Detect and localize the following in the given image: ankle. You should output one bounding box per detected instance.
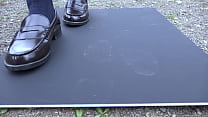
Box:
[26,0,55,23]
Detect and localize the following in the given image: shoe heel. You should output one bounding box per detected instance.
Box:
[53,24,61,40]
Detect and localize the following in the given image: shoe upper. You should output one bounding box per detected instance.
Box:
[5,13,60,66]
[64,0,89,23]
[8,15,50,55]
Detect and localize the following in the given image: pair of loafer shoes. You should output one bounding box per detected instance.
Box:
[4,0,89,71]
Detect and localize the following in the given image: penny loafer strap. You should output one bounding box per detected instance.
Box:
[15,25,49,40]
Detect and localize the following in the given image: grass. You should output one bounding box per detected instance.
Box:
[74,107,110,117]
[0,16,9,20]
[167,13,181,24]
[0,108,8,114]
[95,108,110,117]
[75,108,84,117]
[168,13,176,20]
[0,0,4,6]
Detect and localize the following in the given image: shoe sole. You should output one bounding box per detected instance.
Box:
[4,24,61,72]
[4,52,51,71]
[63,18,89,26]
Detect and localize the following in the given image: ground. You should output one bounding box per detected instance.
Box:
[0,0,208,116]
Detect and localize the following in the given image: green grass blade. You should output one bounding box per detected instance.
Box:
[104,108,110,114]
[96,107,103,114]
[75,109,83,117]
[0,108,8,114]
[95,115,101,117]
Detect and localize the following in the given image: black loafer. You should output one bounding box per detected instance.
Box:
[63,0,89,26]
[4,12,61,71]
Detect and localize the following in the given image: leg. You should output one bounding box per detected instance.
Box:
[26,0,55,23]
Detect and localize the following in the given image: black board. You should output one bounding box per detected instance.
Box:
[0,8,208,108]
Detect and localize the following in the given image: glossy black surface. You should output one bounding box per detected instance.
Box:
[0,8,208,107]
